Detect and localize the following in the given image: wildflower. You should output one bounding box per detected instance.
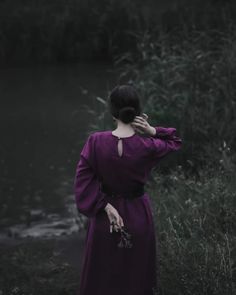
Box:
[117,227,133,249]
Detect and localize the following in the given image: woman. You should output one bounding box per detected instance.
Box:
[74,84,182,295]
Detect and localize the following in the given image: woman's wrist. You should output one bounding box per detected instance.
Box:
[148,126,156,136]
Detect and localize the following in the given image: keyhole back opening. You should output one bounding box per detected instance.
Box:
[117,138,123,157]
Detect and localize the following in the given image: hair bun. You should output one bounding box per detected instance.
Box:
[118,106,136,124]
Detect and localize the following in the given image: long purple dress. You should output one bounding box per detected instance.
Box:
[74,126,182,295]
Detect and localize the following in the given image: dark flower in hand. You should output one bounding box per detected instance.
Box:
[117,227,133,249]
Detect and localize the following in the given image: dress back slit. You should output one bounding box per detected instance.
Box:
[117,138,123,157]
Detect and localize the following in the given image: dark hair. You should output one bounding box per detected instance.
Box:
[108,84,142,124]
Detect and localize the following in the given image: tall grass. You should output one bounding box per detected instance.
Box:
[148,165,236,295]
[113,26,236,169]
[1,0,236,65]
[0,0,144,65]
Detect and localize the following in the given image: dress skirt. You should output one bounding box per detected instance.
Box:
[76,192,160,295]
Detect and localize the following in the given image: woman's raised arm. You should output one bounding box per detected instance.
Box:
[131,115,182,164]
[148,126,182,162]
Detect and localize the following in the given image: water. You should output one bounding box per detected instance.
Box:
[0,62,118,239]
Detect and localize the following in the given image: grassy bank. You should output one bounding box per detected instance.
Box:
[0,238,79,295]
[149,166,236,295]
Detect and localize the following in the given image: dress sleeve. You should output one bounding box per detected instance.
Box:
[73,134,108,218]
[148,126,182,164]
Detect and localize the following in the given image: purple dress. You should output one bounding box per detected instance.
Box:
[74,127,182,295]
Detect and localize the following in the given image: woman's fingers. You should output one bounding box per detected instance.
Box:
[110,219,115,233]
[112,218,124,232]
[133,119,148,127]
[134,114,148,121]
[133,118,145,124]
[132,121,144,127]
[132,114,149,132]
[141,113,148,120]
[111,222,119,232]
[118,215,124,228]
[132,126,144,134]
[121,216,124,227]
[115,215,121,231]
[108,210,124,233]
[132,115,151,135]
[131,122,145,130]
[109,217,119,233]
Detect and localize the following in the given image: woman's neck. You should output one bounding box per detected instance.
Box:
[112,121,135,136]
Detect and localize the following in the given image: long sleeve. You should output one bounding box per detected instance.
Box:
[73,134,108,218]
[148,126,182,164]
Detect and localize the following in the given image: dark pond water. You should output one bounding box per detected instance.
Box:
[0,62,118,238]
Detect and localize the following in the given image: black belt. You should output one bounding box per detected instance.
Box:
[100,183,145,199]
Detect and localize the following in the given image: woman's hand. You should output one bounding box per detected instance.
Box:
[131,113,156,136]
[104,203,124,233]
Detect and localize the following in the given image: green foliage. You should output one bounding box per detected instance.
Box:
[115,27,236,168]
[147,166,236,295]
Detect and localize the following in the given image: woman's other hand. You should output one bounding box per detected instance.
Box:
[104,203,124,233]
[131,113,156,136]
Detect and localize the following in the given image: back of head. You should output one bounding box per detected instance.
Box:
[108,84,142,124]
